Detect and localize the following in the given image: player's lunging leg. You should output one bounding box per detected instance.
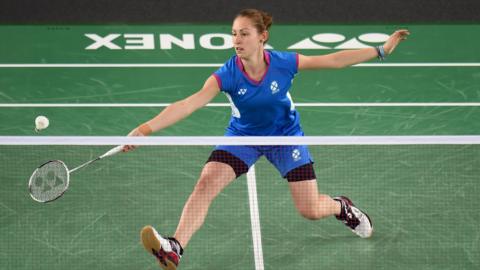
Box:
[289,180,373,238]
[174,162,237,247]
[289,180,341,219]
[140,162,236,270]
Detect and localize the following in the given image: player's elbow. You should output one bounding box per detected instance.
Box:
[182,95,206,115]
[329,64,344,69]
[309,58,345,69]
[180,99,197,116]
[328,58,347,69]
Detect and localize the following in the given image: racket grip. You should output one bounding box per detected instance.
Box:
[100,145,124,159]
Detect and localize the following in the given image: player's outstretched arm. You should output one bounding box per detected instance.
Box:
[298,29,410,70]
[123,75,220,151]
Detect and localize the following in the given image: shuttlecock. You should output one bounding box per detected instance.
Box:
[35,116,49,132]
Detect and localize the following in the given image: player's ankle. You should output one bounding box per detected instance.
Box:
[333,197,348,220]
[333,200,342,217]
[168,237,184,256]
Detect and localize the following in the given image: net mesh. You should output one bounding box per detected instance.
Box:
[1,137,480,270]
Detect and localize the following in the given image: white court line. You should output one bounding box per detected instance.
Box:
[0,63,480,68]
[1,102,480,107]
[246,165,264,270]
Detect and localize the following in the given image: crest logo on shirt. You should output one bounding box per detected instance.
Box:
[238,88,247,95]
[292,149,301,161]
[270,81,280,94]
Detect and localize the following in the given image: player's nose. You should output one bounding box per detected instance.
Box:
[233,35,242,44]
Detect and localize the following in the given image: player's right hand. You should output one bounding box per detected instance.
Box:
[123,124,152,152]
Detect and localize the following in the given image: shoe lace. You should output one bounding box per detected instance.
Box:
[343,208,360,229]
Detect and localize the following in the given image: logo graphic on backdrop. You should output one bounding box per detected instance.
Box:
[288,33,389,49]
[84,33,389,50]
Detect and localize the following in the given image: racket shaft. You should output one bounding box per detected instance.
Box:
[69,146,122,173]
[100,145,123,159]
[69,157,100,173]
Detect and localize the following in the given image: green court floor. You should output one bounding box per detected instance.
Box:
[1,25,479,270]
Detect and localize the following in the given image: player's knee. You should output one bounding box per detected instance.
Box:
[193,173,221,198]
[193,176,212,194]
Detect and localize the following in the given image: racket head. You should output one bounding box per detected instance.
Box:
[28,160,70,203]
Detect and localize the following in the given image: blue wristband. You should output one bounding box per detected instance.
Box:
[376,46,386,61]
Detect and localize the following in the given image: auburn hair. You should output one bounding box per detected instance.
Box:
[236,9,273,43]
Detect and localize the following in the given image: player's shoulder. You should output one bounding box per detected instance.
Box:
[267,50,297,62]
[223,55,237,69]
[216,55,238,75]
[267,50,298,73]
[214,55,240,92]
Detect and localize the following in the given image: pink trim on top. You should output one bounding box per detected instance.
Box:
[212,73,222,89]
[235,51,271,85]
[264,50,271,65]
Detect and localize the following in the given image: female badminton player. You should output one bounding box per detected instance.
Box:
[124,9,409,270]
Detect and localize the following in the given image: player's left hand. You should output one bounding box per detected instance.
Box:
[383,29,410,55]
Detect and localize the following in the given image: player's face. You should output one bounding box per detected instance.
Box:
[232,17,266,58]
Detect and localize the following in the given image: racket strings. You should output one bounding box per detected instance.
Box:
[29,161,69,202]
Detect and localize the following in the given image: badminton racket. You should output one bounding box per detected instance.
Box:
[28,145,124,203]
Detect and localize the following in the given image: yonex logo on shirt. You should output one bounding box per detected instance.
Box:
[238,88,247,95]
[292,149,301,161]
[270,81,279,94]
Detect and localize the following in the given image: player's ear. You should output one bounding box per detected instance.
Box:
[261,31,269,44]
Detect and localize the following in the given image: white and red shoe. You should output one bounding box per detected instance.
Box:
[141,226,183,270]
[334,196,373,238]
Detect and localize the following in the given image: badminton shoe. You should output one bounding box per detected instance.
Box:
[141,225,183,270]
[333,196,373,238]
